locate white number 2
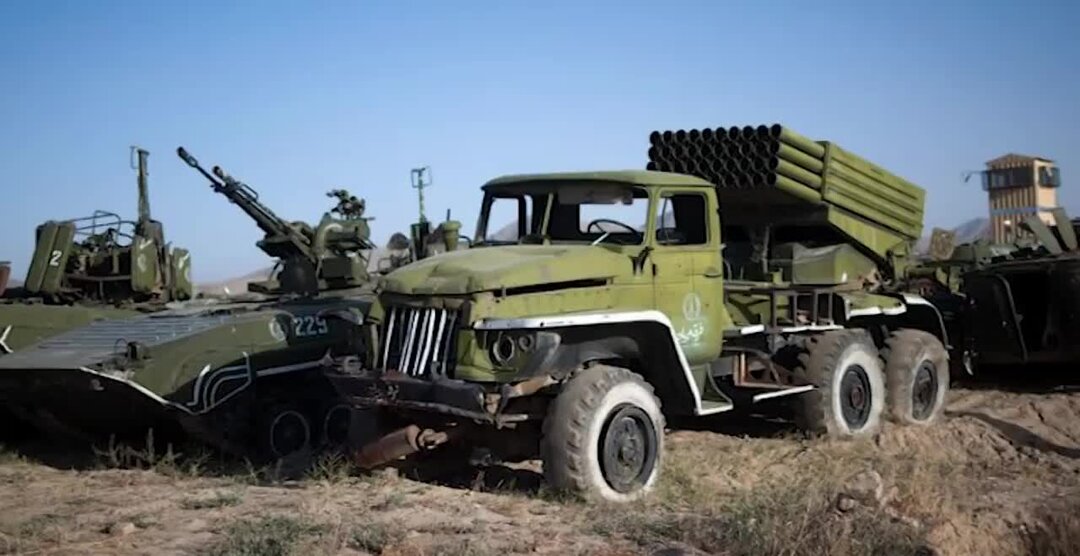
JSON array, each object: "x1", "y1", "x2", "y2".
[
  {"x1": 291, "y1": 315, "x2": 329, "y2": 338},
  {"x1": 48, "y1": 250, "x2": 62, "y2": 267}
]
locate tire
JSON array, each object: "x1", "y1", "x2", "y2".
[
  {"x1": 540, "y1": 365, "x2": 665, "y2": 503},
  {"x1": 793, "y1": 330, "x2": 885, "y2": 439},
  {"x1": 256, "y1": 402, "x2": 313, "y2": 460},
  {"x1": 882, "y1": 329, "x2": 949, "y2": 426}
]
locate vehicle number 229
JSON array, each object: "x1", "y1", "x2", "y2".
[{"x1": 292, "y1": 315, "x2": 329, "y2": 338}]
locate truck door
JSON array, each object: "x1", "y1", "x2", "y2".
[{"x1": 651, "y1": 190, "x2": 727, "y2": 365}]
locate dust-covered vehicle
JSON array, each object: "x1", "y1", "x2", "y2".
[{"x1": 325, "y1": 124, "x2": 951, "y2": 501}]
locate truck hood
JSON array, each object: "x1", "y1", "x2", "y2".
[{"x1": 380, "y1": 245, "x2": 627, "y2": 295}]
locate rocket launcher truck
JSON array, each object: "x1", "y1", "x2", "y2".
[{"x1": 323, "y1": 123, "x2": 951, "y2": 502}]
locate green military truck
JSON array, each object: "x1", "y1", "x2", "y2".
[{"x1": 324, "y1": 124, "x2": 950, "y2": 501}]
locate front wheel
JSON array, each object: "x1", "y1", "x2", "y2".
[{"x1": 540, "y1": 365, "x2": 665, "y2": 502}]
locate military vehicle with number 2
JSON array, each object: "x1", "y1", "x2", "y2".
[
  {"x1": 0, "y1": 147, "x2": 465, "y2": 461},
  {"x1": 0, "y1": 147, "x2": 193, "y2": 354},
  {"x1": 324, "y1": 123, "x2": 952, "y2": 501}
]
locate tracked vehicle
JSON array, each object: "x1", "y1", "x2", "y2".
[
  {"x1": 325, "y1": 124, "x2": 951, "y2": 501},
  {"x1": 0, "y1": 148, "x2": 192, "y2": 353},
  {"x1": 0, "y1": 148, "x2": 465, "y2": 460}
]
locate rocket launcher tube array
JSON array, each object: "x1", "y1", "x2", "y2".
[{"x1": 646, "y1": 123, "x2": 926, "y2": 240}]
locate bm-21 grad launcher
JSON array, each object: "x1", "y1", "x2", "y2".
[
  {"x1": 0, "y1": 147, "x2": 430, "y2": 462},
  {"x1": 323, "y1": 123, "x2": 953, "y2": 502}
]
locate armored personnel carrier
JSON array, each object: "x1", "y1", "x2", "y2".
[
  {"x1": 0, "y1": 148, "x2": 465, "y2": 461},
  {"x1": 324, "y1": 124, "x2": 951, "y2": 501}
]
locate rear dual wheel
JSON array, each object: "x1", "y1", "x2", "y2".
[
  {"x1": 793, "y1": 330, "x2": 886, "y2": 438},
  {"x1": 882, "y1": 329, "x2": 949, "y2": 425}
]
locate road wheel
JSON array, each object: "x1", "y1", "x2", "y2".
[
  {"x1": 882, "y1": 329, "x2": 949, "y2": 425},
  {"x1": 541, "y1": 365, "x2": 665, "y2": 502},
  {"x1": 319, "y1": 402, "x2": 352, "y2": 449},
  {"x1": 257, "y1": 402, "x2": 313, "y2": 460},
  {"x1": 793, "y1": 330, "x2": 885, "y2": 438}
]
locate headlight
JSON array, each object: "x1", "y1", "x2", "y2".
[{"x1": 487, "y1": 330, "x2": 539, "y2": 369}]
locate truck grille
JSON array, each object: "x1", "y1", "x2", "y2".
[{"x1": 379, "y1": 305, "x2": 460, "y2": 377}]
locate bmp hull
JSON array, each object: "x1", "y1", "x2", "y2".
[{"x1": 0, "y1": 368, "x2": 181, "y2": 442}]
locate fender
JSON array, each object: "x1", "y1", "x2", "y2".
[
  {"x1": 475, "y1": 310, "x2": 731, "y2": 416},
  {"x1": 844, "y1": 293, "x2": 950, "y2": 347}
]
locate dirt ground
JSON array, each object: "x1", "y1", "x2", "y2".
[{"x1": 2, "y1": 382, "x2": 1080, "y2": 556}]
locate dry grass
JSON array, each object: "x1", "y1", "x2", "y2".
[
  {"x1": 202, "y1": 514, "x2": 325, "y2": 556},
  {"x1": 1023, "y1": 499, "x2": 1080, "y2": 556},
  {"x1": 583, "y1": 433, "x2": 936, "y2": 556},
  {"x1": 180, "y1": 490, "x2": 244, "y2": 510}
]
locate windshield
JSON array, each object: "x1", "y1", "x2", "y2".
[{"x1": 478, "y1": 183, "x2": 649, "y2": 246}]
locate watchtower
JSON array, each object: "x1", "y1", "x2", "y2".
[{"x1": 983, "y1": 153, "x2": 1061, "y2": 243}]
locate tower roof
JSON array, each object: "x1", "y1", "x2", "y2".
[{"x1": 985, "y1": 153, "x2": 1054, "y2": 169}]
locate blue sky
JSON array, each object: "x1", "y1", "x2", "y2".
[{"x1": 2, "y1": 0, "x2": 1078, "y2": 282}]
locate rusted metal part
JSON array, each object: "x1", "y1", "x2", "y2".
[
  {"x1": 352, "y1": 424, "x2": 463, "y2": 469},
  {"x1": 732, "y1": 351, "x2": 801, "y2": 389},
  {"x1": 488, "y1": 374, "x2": 558, "y2": 415}
]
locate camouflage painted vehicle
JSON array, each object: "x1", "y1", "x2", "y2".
[
  {"x1": 0, "y1": 148, "x2": 192, "y2": 353},
  {"x1": 324, "y1": 124, "x2": 952, "y2": 501},
  {"x1": 908, "y1": 208, "x2": 1080, "y2": 374},
  {"x1": 0, "y1": 148, "x2": 465, "y2": 461}
]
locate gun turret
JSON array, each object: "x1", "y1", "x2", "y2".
[
  {"x1": 177, "y1": 147, "x2": 316, "y2": 264},
  {"x1": 178, "y1": 147, "x2": 376, "y2": 296}
]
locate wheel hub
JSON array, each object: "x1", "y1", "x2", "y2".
[
  {"x1": 911, "y1": 361, "x2": 939, "y2": 421},
  {"x1": 839, "y1": 365, "x2": 872, "y2": 429},
  {"x1": 599, "y1": 404, "x2": 657, "y2": 494}
]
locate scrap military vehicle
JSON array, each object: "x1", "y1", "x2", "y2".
[
  {"x1": 324, "y1": 124, "x2": 951, "y2": 501},
  {"x1": 0, "y1": 147, "x2": 193, "y2": 354},
  {"x1": 909, "y1": 205, "x2": 1080, "y2": 375},
  {"x1": 0, "y1": 147, "x2": 465, "y2": 462}
]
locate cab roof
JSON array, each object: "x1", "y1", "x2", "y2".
[{"x1": 482, "y1": 170, "x2": 714, "y2": 190}]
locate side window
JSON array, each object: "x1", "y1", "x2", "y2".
[
  {"x1": 655, "y1": 193, "x2": 708, "y2": 246},
  {"x1": 484, "y1": 196, "x2": 532, "y2": 242}
]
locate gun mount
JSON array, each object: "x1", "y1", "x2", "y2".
[
  {"x1": 178, "y1": 147, "x2": 377, "y2": 296},
  {"x1": 13, "y1": 147, "x2": 192, "y2": 305}
]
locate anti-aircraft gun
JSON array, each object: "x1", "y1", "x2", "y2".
[
  {"x1": 177, "y1": 148, "x2": 376, "y2": 297},
  {"x1": 16, "y1": 148, "x2": 193, "y2": 305}
]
